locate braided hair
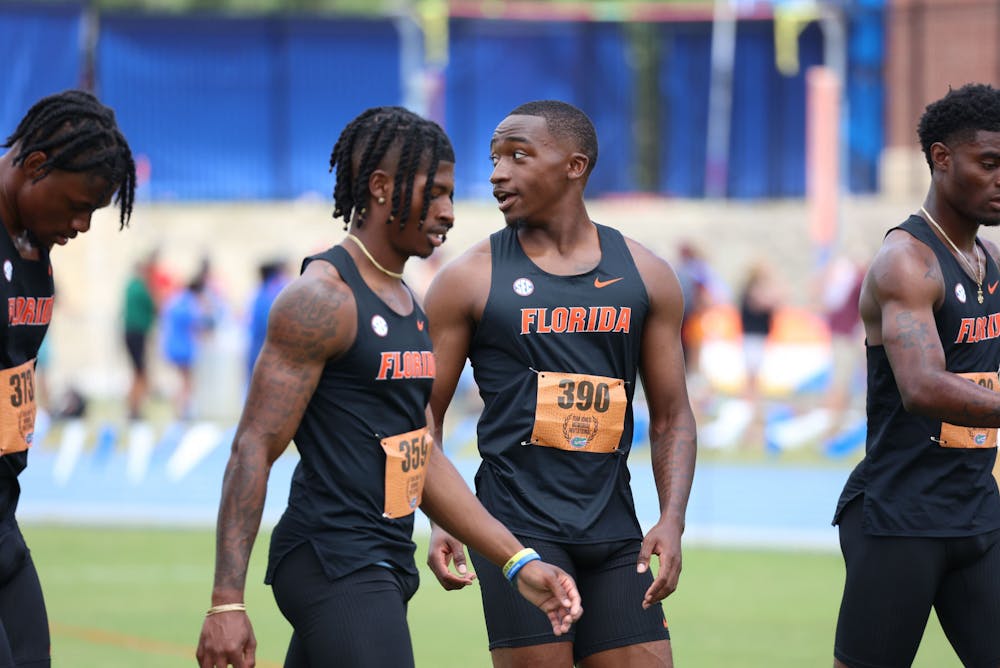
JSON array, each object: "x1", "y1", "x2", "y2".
[
  {"x1": 329, "y1": 106, "x2": 454, "y2": 230},
  {"x1": 4, "y1": 89, "x2": 136, "y2": 229},
  {"x1": 918, "y1": 83, "x2": 1000, "y2": 173}
]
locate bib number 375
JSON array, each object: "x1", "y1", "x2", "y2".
[{"x1": 0, "y1": 359, "x2": 37, "y2": 456}]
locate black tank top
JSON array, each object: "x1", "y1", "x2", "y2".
[
  {"x1": 266, "y1": 245, "x2": 433, "y2": 583},
  {"x1": 835, "y1": 215, "x2": 1000, "y2": 536},
  {"x1": 0, "y1": 223, "x2": 53, "y2": 520},
  {"x1": 469, "y1": 223, "x2": 649, "y2": 542}
]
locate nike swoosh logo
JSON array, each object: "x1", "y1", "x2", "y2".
[
  {"x1": 594, "y1": 276, "x2": 623, "y2": 289},
  {"x1": 990, "y1": 281, "x2": 999, "y2": 295}
]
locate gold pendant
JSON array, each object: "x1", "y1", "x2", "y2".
[{"x1": 978, "y1": 287, "x2": 984, "y2": 304}]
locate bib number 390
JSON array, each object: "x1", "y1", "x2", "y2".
[
  {"x1": 380, "y1": 427, "x2": 433, "y2": 519},
  {"x1": 938, "y1": 371, "x2": 999, "y2": 449},
  {"x1": 530, "y1": 371, "x2": 627, "y2": 453},
  {"x1": 0, "y1": 359, "x2": 37, "y2": 456}
]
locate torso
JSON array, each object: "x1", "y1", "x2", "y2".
[
  {"x1": 468, "y1": 222, "x2": 650, "y2": 543},
  {"x1": 0, "y1": 221, "x2": 54, "y2": 518},
  {"x1": 266, "y1": 245, "x2": 434, "y2": 583},
  {"x1": 837, "y1": 215, "x2": 1000, "y2": 536}
]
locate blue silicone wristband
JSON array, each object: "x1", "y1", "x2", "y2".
[{"x1": 505, "y1": 552, "x2": 542, "y2": 584}]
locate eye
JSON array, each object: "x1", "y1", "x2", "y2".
[
  {"x1": 489, "y1": 154, "x2": 499, "y2": 166},
  {"x1": 513, "y1": 150, "x2": 527, "y2": 160},
  {"x1": 982, "y1": 161, "x2": 999, "y2": 170}
]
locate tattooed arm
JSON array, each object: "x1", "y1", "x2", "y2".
[
  {"x1": 197, "y1": 260, "x2": 356, "y2": 668},
  {"x1": 628, "y1": 239, "x2": 698, "y2": 609},
  {"x1": 866, "y1": 229, "x2": 1000, "y2": 426}
]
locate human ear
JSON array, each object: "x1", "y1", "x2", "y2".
[
  {"x1": 22, "y1": 151, "x2": 48, "y2": 179},
  {"x1": 566, "y1": 152, "x2": 589, "y2": 180}
]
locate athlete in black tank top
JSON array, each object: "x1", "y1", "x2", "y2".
[
  {"x1": 197, "y1": 107, "x2": 581, "y2": 668},
  {"x1": 832, "y1": 83, "x2": 1000, "y2": 668},
  {"x1": 423, "y1": 100, "x2": 696, "y2": 666},
  {"x1": 471, "y1": 223, "x2": 648, "y2": 542},
  {"x1": 0, "y1": 90, "x2": 134, "y2": 668}
]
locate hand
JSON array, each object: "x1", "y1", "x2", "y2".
[
  {"x1": 514, "y1": 561, "x2": 583, "y2": 636},
  {"x1": 426, "y1": 524, "x2": 476, "y2": 590},
  {"x1": 637, "y1": 518, "x2": 683, "y2": 609},
  {"x1": 196, "y1": 610, "x2": 257, "y2": 668}
]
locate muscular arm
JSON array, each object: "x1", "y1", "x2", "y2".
[
  {"x1": 197, "y1": 260, "x2": 356, "y2": 668},
  {"x1": 867, "y1": 231, "x2": 1000, "y2": 426},
  {"x1": 424, "y1": 242, "x2": 490, "y2": 447},
  {"x1": 629, "y1": 239, "x2": 698, "y2": 607},
  {"x1": 422, "y1": 243, "x2": 491, "y2": 589}
]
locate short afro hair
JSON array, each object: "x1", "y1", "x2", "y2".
[
  {"x1": 508, "y1": 100, "x2": 598, "y2": 175},
  {"x1": 917, "y1": 83, "x2": 1000, "y2": 173}
]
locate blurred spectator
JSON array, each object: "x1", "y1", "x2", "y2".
[
  {"x1": 245, "y1": 259, "x2": 290, "y2": 382},
  {"x1": 122, "y1": 255, "x2": 157, "y2": 420},
  {"x1": 738, "y1": 259, "x2": 785, "y2": 448},
  {"x1": 145, "y1": 248, "x2": 177, "y2": 307},
  {"x1": 675, "y1": 241, "x2": 729, "y2": 373},
  {"x1": 820, "y1": 252, "x2": 866, "y2": 438},
  {"x1": 160, "y1": 272, "x2": 217, "y2": 419}
]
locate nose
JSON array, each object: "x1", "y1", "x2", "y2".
[
  {"x1": 71, "y1": 212, "x2": 92, "y2": 234},
  {"x1": 436, "y1": 198, "x2": 455, "y2": 225},
  {"x1": 490, "y1": 160, "x2": 508, "y2": 184}
]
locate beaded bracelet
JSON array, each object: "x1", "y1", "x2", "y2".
[
  {"x1": 503, "y1": 548, "x2": 541, "y2": 584},
  {"x1": 206, "y1": 603, "x2": 247, "y2": 617}
]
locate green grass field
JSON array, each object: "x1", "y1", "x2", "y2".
[{"x1": 22, "y1": 524, "x2": 961, "y2": 667}]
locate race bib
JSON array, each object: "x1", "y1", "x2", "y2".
[
  {"x1": 380, "y1": 427, "x2": 433, "y2": 519},
  {"x1": 937, "y1": 372, "x2": 999, "y2": 449},
  {"x1": 529, "y1": 371, "x2": 627, "y2": 453},
  {"x1": 0, "y1": 359, "x2": 36, "y2": 456}
]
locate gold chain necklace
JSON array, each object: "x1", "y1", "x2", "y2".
[
  {"x1": 345, "y1": 234, "x2": 404, "y2": 280},
  {"x1": 920, "y1": 206, "x2": 984, "y2": 304}
]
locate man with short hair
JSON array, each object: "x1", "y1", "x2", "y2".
[{"x1": 833, "y1": 83, "x2": 1000, "y2": 668}]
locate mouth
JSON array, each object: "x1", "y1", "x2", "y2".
[
  {"x1": 494, "y1": 190, "x2": 516, "y2": 213},
  {"x1": 427, "y1": 227, "x2": 450, "y2": 247}
]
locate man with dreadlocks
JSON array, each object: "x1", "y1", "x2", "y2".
[
  {"x1": 832, "y1": 83, "x2": 1000, "y2": 667},
  {"x1": 0, "y1": 89, "x2": 135, "y2": 667},
  {"x1": 423, "y1": 100, "x2": 696, "y2": 667},
  {"x1": 196, "y1": 106, "x2": 581, "y2": 668}
]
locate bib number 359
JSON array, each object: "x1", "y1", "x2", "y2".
[{"x1": 380, "y1": 427, "x2": 433, "y2": 519}]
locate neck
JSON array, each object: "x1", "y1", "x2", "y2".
[
  {"x1": 0, "y1": 162, "x2": 21, "y2": 240},
  {"x1": 921, "y1": 198, "x2": 978, "y2": 250},
  {"x1": 344, "y1": 232, "x2": 404, "y2": 280}
]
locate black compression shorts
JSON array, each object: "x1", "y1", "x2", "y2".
[
  {"x1": 0, "y1": 524, "x2": 49, "y2": 668},
  {"x1": 835, "y1": 495, "x2": 1000, "y2": 668},
  {"x1": 270, "y1": 542, "x2": 419, "y2": 668},
  {"x1": 470, "y1": 536, "x2": 669, "y2": 663}
]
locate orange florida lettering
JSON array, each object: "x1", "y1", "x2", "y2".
[
  {"x1": 375, "y1": 350, "x2": 437, "y2": 380},
  {"x1": 7, "y1": 297, "x2": 54, "y2": 327},
  {"x1": 520, "y1": 306, "x2": 632, "y2": 335},
  {"x1": 955, "y1": 313, "x2": 1000, "y2": 343}
]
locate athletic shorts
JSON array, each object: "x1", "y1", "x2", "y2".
[
  {"x1": 123, "y1": 331, "x2": 147, "y2": 374},
  {"x1": 470, "y1": 536, "x2": 670, "y2": 663},
  {"x1": 0, "y1": 524, "x2": 50, "y2": 668},
  {"x1": 835, "y1": 496, "x2": 1000, "y2": 668},
  {"x1": 270, "y1": 542, "x2": 419, "y2": 668}
]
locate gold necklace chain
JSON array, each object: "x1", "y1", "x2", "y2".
[
  {"x1": 920, "y1": 206, "x2": 984, "y2": 304},
  {"x1": 345, "y1": 233, "x2": 404, "y2": 280}
]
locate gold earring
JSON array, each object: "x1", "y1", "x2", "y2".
[{"x1": 377, "y1": 196, "x2": 386, "y2": 205}]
